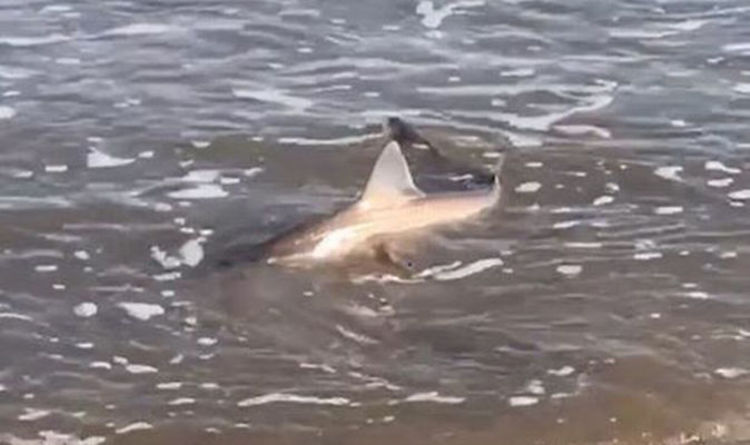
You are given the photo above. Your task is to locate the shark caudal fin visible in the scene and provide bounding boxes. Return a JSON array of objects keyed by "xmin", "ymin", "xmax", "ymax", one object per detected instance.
[{"xmin": 358, "ymin": 141, "xmax": 425, "ymax": 209}]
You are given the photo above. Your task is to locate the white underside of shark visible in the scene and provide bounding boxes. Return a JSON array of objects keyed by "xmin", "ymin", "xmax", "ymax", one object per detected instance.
[{"xmin": 266, "ymin": 141, "xmax": 502, "ymax": 267}]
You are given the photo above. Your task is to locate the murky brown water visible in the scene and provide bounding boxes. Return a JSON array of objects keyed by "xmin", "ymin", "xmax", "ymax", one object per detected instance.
[{"xmin": 3, "ymin": 0, "xmax": 750, "ymax": 444}]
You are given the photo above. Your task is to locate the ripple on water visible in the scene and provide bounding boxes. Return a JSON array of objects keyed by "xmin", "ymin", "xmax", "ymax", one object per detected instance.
[{"xmin": 102, "ymin": 23, "xmax": 179, "ymax": 37}]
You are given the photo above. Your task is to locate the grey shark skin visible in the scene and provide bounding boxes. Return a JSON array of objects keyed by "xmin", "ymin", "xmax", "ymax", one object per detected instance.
[{"xmin": 265, "ymin": 141, "xmax": 502, "ymax": 268}]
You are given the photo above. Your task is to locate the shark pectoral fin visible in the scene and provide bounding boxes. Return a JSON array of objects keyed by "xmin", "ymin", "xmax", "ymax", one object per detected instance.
[{"xmin": 358, "ymin": 141, "xmax": 425, "ymax": 209}]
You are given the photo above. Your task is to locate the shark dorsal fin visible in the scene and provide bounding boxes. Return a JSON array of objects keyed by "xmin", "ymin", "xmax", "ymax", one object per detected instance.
[{"xmin": 358, "ymin": 141, "xmax": 424, "ymax": 209}]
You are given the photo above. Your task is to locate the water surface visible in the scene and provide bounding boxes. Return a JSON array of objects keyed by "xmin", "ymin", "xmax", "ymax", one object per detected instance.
[{"xmin": 2, "ymin": 0, "xmax": 750, "ymax": 443}]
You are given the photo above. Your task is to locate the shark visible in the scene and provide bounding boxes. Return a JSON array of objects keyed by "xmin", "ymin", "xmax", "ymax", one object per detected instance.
[{"xmin": 261, "ymin": 140, "xmax": 503, "ymax": 270}]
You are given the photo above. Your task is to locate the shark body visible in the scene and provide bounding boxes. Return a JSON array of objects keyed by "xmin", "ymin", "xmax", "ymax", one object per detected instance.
[{"xmin": 264, "ymin": 141, "xmax": 502, "ymax": 268}]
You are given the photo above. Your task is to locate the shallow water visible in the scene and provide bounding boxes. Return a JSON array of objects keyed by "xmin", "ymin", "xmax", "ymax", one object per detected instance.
[{"xmin": 3, "ymin": 0, "xmax": 750, "ymax": 444}]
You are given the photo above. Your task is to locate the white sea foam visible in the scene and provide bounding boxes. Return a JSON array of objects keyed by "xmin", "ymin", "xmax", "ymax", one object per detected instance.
[
  {"xmin": 336, "ymin": 324, "xmax": 378, "ymax": 345},
  {"xmin": 168, "ymin": 397, "xmax": 195, "ymax": 406},
  {"xmin": 715, "ymin": 367, "xmax": 748, "ymax": 379},
  {"xmin": 685, "ymin": 291, "xmax": 709, "ymax": 299},
  {"xmin": 90, "ymin": 361, "xmax": 111, "ymax": 370},
  {"xmin": 565, "ymin": 242, "xmax": 602, "ymax": 249},
  {"xmin": 557, "ymin": 264, "xmax": 582, "ymax": 276},
  {"xmin": 18, "ymin": 409, "xmax": 51, "ymax": 421},
  {"xmin": 197, "ymin": 337, "xmax": 217, "ymax": 346},
  {"xmin": 167, "ymin": 184, "xmax": 228, "ymax": 199},
  {"xmin": 0, "ymin": 33, "xmax": 69, "ymax": 47},
  {"xmin": 115, "ymin": 421, "xmax": 153, "ymax": 434},
  {"xmin": 500, "ymin": 68, "xmax": 535, "ymax": 77},
  {"xmin": 150, "ymin": 246, "xmax": 181, "ymax": 269},
  {"xmin": 153, "ymin": 271, "xmax": 181, "ymax": 281},
  {"xmin": 0, "ymin": 65, "xmax": 37, "ymax": 79},
  {"xmin": 609, "ymin": 28, "xmax": 676, "ymax": 39},
  {"xmin": 593, "ymin": 195, "xmax": 614, "ymax": 206},
  {"xmin": 0, "ymin": 313, "xmax": 32, "ymax": 321},
  {"xmin": 44, "ymin": 164, "xmax": 68, "ymax": 173},
  {"xmin": 508, "ymin": 396, "xmax": 538, "ymax": 407},
  {"xmin": 707, "ymin": 178, "xmax": 733, "ymax": 188},
  {"xmin": 415, "ymin": 0, "xmax": 485, "ymax": 29},
  {"xmin": 554, "ymin": 124, "xmax": 611, "ymax": 139},
  {"xmin": 104, "ymin": 23, "xmax": 176, "ymax": 37},
  {"xmin": 232, "ymin": 88, "xmax": 312, "ymax": 110},
  {"xmin": 654, "ymin": 165, "xmax": 683, "ymax": 181},
  {"xmin": 654, "ymin": 206, "xmax": 683, "ymax": 215},
  {"xmin": 237, "ymin": 393, "xmax": 350, "ymax": 407},
  {"xmin": 300, "ymin": 362, "xmax": 337, "ymax": 374},
  {"xmin": 665, "ymin": 19, "xmax": 706, "ymax": 32},
  {"xmin": 182, "ymin": 169, "xmax": 220, "ymax": 183},
  {"xmin": 11, "ymin": 169, "xmax": 33, "ymax": 178},
  {"xmin": 671, "ymin": 119, "xmax": 687, "ymax": 127},
  {"xmin": 548, "ymin": 365, "xmax": 575, "ymax": 376},
  {"xmin": 0, "ymin": 106, "xmax": 17, "ymax": 119},
  {"xmin": 179, "ymin": 238, "xmax": 204, "ymax": 267},
  {"xmin": 734, "ymin": 83, "xmax": 750, "ymax": 94},
  {"xmin": 404, "ymin": 391, "xmax": 465, "ymax": 404},
  {"xmin": 157, "ymin": 382, "xmax": 183, "ymax": 390},
  {"xmin": 554, "ymin": 220, "xmax": 580, "ymax": 229},
  {"xmin": 427, "ymin": 258, "xmax": 503, "ymax": 281},
  {"xmin": 723, "ymin": 42, "xmax": 750, "ymax": 53},
  {"xmin": 729, "ymin": 190, "xmax": 750, "ymax": 200},
  {"xmin": 87, "ymin": 148, "xmax": 135, "ymax": 168},
  {"xmin": 705, "ymin": 160, "xmax": 741, "ymax": 174},
  {"xmin": 516, "ymin": 181, "xmax": 541, "ymax": 193},
  {"xmin": 125, "ymin": 364, "xmax": 158, "ymax": 374},
  {"xmin": 117, "ymin": 302, "xmax": 164, "ymax": 321},
  {"xmin": 634, "ymin": 252, "xmax": 662, "ymax": 261}
]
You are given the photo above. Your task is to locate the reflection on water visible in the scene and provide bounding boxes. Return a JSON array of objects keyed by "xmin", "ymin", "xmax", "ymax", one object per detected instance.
[{"xmin": 2, "ymin": 0, "xmax": 750, "ymax": 443}]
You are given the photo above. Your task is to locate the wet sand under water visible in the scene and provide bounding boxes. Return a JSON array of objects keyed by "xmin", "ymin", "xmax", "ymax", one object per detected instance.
[{"xmin": 3, "ymin": 0, "xmax": 750, "ymax": 439}]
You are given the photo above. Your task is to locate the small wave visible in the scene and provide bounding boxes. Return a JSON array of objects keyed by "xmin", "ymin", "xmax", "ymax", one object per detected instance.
[
  {"xmin": 232, "ymin": 88, "xmax": 312, "ymax": 111},
  {"xmin": 102, "ymin": 23, "xmax": 178, "ymax": 37},
  {"xmin": 0, "ymin": 106, "xmax": 16, "ymax": 119},
  {"xmin": 168, "ymin": 184, "xmax": 228, "ymax": 199},
  {"xmin": 508, "ymin": 396, "xmax": 539, "ymax": 407},
  {"xmin": 237, "ymin": 393, "xmax": 351, "ymax": 407},
  {"xmin": 416, "ymin": 0, "xmax": 486, "ymax": 29},
  {"xmin": 87, "ymin": 148, "xmax": 135, "ymax": 168},
  {"xmin": 404, "ymin": 391, "xmax": 465, "ymax": 404},
  {"xmin": 278, "ymin": 133, "xmax": 380, "ymax": 146},
  {"xmin": 424, "ymin": 258, "xmax": 504, "ymax": 281},
  {"xmin": 0, "ymin": 33, "xmax": 69, "ymax": 47},
  {"xmin": 116, "ymin": 422, "xmax": 153, "ymax": 434},
  {"xmin": 654, "ymin": 165, "xmax": 683, "ymax": 182}
]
